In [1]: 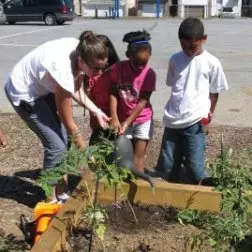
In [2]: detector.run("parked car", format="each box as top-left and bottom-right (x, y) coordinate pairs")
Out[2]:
(0, 2), (6, 24)
(218, 7), (239, 18)
(2, 0), (76, 25)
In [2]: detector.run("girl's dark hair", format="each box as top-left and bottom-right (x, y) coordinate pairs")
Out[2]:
(97, 34), (120, 67)
(178, 17), (204, 40)
(77, 30), (108, 64)
(123, 30), (152, 58)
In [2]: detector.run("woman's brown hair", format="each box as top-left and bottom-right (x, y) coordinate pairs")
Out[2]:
(77, 30), (108, 65)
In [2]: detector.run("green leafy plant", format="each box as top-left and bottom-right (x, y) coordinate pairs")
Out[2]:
(206, 147), (252, 251)
(37, 141), (88, 197)
(84, 205), (108, 241)
(180, 146), (252, 252)
(37, 130), (135, 248)
(87, 133), (135, 188)
(177, 209), (212, 227)
(83, 132), (136, 244)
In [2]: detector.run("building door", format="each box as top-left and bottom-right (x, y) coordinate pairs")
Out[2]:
(169, 0), (177, 17)
(242, 0), (252, 17)
(184, 5), (204, 18)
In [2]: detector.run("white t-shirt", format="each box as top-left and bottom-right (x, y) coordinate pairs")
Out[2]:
(163, 50), (228, 128)
(5, 37), (79, 106)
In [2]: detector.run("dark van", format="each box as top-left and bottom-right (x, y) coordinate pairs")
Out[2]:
(3, 0), (76, 25)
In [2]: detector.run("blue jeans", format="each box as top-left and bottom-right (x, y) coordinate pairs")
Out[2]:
(157, 122), (207, 183)
(5, 86), (68, 170)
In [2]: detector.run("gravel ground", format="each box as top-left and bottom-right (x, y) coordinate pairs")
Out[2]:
(0, 112), (252, 251)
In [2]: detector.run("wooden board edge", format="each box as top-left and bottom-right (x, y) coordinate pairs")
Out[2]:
(97, 179), (222, 213)
(31, 173), (96, 252)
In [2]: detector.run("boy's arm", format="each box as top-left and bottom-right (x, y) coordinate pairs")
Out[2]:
(205, 93), (219, 135)
(120, 92), (152, 134)
(210, 93), (219, 114)
(208, 93), (219, 123)
(110, 84), (121, 132)
(208, 59), (227, 125)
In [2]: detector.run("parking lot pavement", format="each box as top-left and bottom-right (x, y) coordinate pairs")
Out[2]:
(0, 18), (251, 127)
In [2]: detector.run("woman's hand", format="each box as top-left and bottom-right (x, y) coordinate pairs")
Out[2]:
(0, 130), (6, 148)
(94, 110), (110, 129)
(74, 133), (86, 151)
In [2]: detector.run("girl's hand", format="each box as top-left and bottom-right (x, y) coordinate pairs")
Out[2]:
(110, 118), (121, 133)
(120, 121), (129, 135)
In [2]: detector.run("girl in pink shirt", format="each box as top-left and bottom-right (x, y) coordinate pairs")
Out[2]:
(110, 30), (156, 173)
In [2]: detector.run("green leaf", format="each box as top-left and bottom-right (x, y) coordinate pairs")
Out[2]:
(95, 224), (106, 240)
(209, 238), (217, 247)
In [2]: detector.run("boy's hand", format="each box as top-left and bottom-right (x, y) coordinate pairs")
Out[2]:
(205, 124), (210, 135)
(205, 112), (213, 135)
(0, 130), (6, 148)
(208, 112), (213, 124)
(110, 118), (121, 133)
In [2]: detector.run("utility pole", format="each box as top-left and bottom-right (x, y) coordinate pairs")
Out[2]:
(117, 0), (119, 18)
(113, 0), (120, 18)
(156, 0), (160, 18)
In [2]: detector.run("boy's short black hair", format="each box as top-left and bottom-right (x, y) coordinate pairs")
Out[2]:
(178, 17), (204, 40)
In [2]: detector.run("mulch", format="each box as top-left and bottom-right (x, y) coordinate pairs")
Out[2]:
(0, 112), (252, 250)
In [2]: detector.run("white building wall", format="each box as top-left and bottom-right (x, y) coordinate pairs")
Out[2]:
(180, 0), (208, 18)
(74, 0), (82, 15)
(126, 0), (136, 8)
(141, 4), (164, 17)
(182, 0), (208, 5)
(211, 0), (219, 16)
(83, 6), (124, 17)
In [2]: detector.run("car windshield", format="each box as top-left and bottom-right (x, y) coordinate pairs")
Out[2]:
(62, 0), (73, 7)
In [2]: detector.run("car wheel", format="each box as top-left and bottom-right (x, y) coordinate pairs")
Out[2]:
(56, 20), (65, 25)
(8, 21), (16, 25)
(44, 14), (56, 25)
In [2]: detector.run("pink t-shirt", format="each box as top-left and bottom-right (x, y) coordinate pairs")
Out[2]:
(110, 60), (156, 124)
(88, 71), (111, 130)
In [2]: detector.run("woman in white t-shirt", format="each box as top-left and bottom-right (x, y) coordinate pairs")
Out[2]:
(4, 31), (109, 202)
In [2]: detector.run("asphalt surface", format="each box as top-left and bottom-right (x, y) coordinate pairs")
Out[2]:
(0, 17), (251, 127)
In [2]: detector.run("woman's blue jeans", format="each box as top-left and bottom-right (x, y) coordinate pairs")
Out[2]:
(5, 87), (68, 170)
(157, 122), (207, 183)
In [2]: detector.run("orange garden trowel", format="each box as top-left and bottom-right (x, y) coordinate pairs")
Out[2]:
(20, 202), (61, 245)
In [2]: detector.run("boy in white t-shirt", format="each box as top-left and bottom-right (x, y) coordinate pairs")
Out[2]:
(156, 17), (228, 184)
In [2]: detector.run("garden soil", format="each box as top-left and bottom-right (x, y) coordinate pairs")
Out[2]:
(68, 203), (210, 252)
(1, 113), (252, 251)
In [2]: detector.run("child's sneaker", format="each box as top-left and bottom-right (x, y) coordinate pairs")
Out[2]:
(56, 191), (70, 203)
